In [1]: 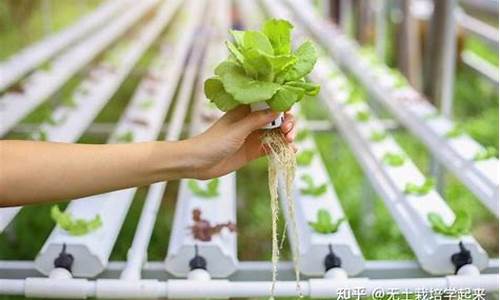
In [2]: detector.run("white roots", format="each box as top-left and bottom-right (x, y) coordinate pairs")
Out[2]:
(263, 129), (302, 299)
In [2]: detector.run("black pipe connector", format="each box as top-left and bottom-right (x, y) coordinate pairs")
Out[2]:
(451, 241), (472, 274)
(324, 244), (342, 271)
(54, 244), (74, 272)
(189, 244), (207, 270)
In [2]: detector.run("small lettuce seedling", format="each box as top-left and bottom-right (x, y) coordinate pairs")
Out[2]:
(139, 99), (155, 110)
(369, 130), (387, 142)
(427, 210), (471, 237)
(51, 205), (102, 236)
(355, 110), (371, 122)
(204, 19), (320, 112)
(308, 209), (345, 234)
(445, 125), (464, 139)
(116, 131), (134, 143)
(383, 152), (406, 167)
(188, 178), (219, 198)
(297, 149), (315, 166)
(404, 178), (435, 196)
(473, 146), (498, 161)
(300, 174), (327, 196)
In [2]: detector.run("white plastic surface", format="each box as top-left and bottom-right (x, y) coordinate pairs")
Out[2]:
(34, 0), (187, 277)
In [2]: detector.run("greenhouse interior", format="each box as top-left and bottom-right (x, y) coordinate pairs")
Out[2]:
(0, 0), (498, 299)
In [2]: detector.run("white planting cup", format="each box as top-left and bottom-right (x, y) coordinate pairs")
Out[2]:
(250, 102), (284, 129)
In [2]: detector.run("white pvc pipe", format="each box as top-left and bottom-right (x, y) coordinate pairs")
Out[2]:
(120, 5), (207, 280)
(2, 275), (497, 298)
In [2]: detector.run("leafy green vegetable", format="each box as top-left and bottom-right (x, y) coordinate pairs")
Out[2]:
(116, 131), (134, 143)
(383, 153), (406, 167)
(404, 178), (435, 196)
(188, 178), (219, 198)
(473, 146), (498, 161)
(204, 19), (320, 112)
(370, 131), (387, 142)
(297, 149), (315, 166)
(308, 209), (345, 234)
(427, 210), (471, 237)
(139, 99), (155, 110)
(51, 205), (102, 236)
(445, 125), (465, 138)
(355, 110), (371, 122)
(300, 174), (327, 196)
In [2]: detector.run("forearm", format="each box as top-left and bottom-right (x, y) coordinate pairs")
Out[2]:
(0, 140), (195, 206)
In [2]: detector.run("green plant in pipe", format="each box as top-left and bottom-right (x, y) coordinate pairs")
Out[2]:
(370, 130), (387, 142)
(355, 110), (371, 122)
(445, 124), (465, 138)
(309, 209), (345, 234)
(473, 146), (498, 161)
(427, 210), (471, 237)
(139, 99), (155, 110)
(62, 97), (78, 108)
(51, 205), (102, 236)
(297, 149), (315, 166)
(204, 19), (320, 112)
(404, 178), (435, 196)
(383, 152), (406, 167)
(300, 174), (327, 196)
(116, 131), (134, 143)
(188, 178), (219, 198)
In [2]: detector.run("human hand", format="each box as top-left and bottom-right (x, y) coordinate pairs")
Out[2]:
(186, 106), (297, 179)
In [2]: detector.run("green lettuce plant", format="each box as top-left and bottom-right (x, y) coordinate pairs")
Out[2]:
(309, 209), (345, 234)
(473, 146), (498, 161)
(51, 205), (102, 236)
(427, 210), (471, 237)
(300, 174), (327, 196)
(297, 149), (315, 166)
(369, 130), (387, 142)
(188, 178), (219, 198)
(204, 19), (320, 112)
(355, 110), (371, 122)
(383, 152), (406, 167)
(116, 131), (134, 143)
(445, 125), (464, 138)
(404, 178), (435, 196)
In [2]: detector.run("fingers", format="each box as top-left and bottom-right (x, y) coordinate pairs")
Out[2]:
(281, 112), (296, 143)
(218, 105), (251, 125)
(233, 109), (279, 136)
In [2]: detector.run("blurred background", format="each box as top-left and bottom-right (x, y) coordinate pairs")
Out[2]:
(0, 0), (498, 298)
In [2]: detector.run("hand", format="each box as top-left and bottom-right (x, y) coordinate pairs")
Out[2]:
(187, 106), (297, 179)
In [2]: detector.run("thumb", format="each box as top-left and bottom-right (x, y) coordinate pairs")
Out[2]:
(233, 109), (279, 137)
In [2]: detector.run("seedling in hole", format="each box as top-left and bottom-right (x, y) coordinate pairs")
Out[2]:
(51, 205), (102, 236)
(62, 97), (78, 108)
(427, 210), (471, 237)
(355, 110), (370, 122)
(188, 178), (219, 198)
(116, 131), (134, 143)
(296, 129), (310, 142)
(370, 130), (387, 142)
(473, 146), (497, 161)
(404, 178), (435, 196)
(297, 149), (315, 166)
(300, 174), (327, 196)
(309, 209), (345, 234)
(190, 208), (236, 241)
(383, 152), (406, 167)
(445, 125), (464, 139)
(139, 99), (155, 110)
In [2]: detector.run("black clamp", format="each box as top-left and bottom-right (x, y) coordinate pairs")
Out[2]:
(324, 244), (342, 271)
(189, 244), (207, 270)
(54, 244), (74, 272)
(451, 241), (472, 274)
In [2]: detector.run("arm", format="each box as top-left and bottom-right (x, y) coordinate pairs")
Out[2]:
(0, 107), (296, 207)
